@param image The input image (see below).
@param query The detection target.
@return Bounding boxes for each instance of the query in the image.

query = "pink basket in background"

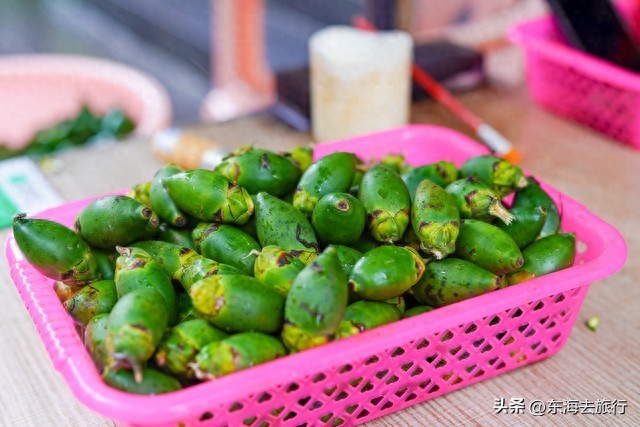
[0,54,172,150]
[5,126,627,426]
[509,4,640,150]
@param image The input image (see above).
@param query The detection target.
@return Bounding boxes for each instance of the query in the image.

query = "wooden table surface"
[1,50,639,427]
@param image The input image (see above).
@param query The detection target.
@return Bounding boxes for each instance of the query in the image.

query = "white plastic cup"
[310,26,413,142]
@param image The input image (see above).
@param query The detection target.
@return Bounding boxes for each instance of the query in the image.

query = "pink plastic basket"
[509,5,640,150]
[5,125,627,427]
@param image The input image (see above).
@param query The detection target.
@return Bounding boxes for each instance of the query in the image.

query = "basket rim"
[508,13,640,92]
[4,124,628,424]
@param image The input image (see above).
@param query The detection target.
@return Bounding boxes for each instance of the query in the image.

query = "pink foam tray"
[5,125,627,426]
[0,54,171,149]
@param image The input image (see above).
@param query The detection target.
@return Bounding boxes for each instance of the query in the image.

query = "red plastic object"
[510,5,640,149]
[5,125,626,426]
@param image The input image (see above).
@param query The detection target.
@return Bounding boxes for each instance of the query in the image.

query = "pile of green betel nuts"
[12,146,576,395]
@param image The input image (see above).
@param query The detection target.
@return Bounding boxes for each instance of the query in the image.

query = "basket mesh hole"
[474,369,486,377]
[546,321,557,329]
[335,391,348,401]
[405,392,418,401]
[496,361,506,369]
[525,329,535,338]
[349,377,363,387]
[435,359,447,368]
[495,331,507,340]
[510,308,523,318]
[458,351,471,361]
[551,333,562,342]
[258,421,270,427]
[449,345,462,355]
[199,412,214,422]
[534,302,545,311]
[313,373,327,383]
[428,384,440,393]
[473,338,485,348]
[320,413,332,424]
[489,316,501,326]
[365,356,379,365]
[401,362,414,371]
[531,341,541,350]
[440,331,454,341]
[416,339,429,349]
[375,369,389,379]
[339,364,353,374]
[554,294,566,303]
[537,346,548,355]
[270,406,284,417]
[283,411,297,421]
[488,357,499,365]
[464,364,477,373]
[257,392,272,403]
[539,316,549,325]
[411,367,424,377]
[370,396,383,406]
[391,347,405,357]
[356,409,370,419]
[503,337,515,345]
[418,380,431,389]
[451,377,463,385]
[229,402,243,412]
[323,386,337,397]
[243,416,257,426]
[442,372,453,381]
[481,344,494,353]
[286,383,300,393]
[298,396,311,406]
[332,418,345,426]
[385,375,399,385]
[361,382,374,392]
[425,353,438,363]
[381,401,394,410]
[346,404,358,414]
[465,324,478,334]
[517,323,530,333]
[395,387,408,397]
[309,401,323,411]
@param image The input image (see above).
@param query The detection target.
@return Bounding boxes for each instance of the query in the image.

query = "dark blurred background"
[0,0,364,124]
